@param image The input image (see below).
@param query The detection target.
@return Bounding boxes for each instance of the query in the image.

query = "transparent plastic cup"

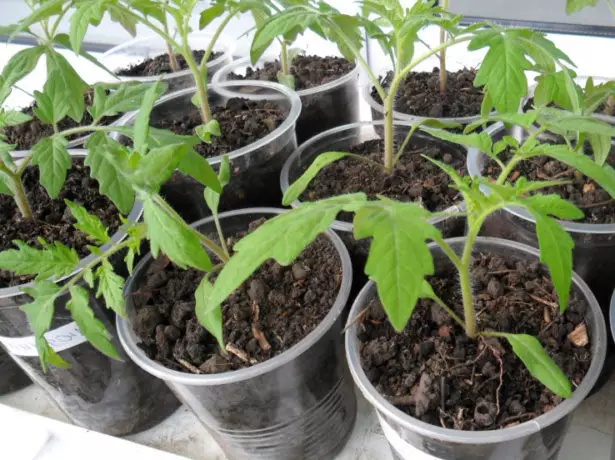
[361,81,484,128]
[100,33,234,93]
[113,81,301,224]
[213,56,361,144]
[0,151,180,435]
[0,349,30,395]
[346,237,607,460]
[280,120,467,296]
[117,208,357,460]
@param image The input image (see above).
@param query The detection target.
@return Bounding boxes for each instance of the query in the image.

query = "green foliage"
[142,197,212,271]
[70,0,106,51]
[0,239,79,280]
[566,0,599,14]
[84,133,135,214]
[31,137,70,198]
[45,50,88,122]
[95,260,126,317]
[502,333,571,398]
[67,285,119,360]
[353,200,441,331]
[195,277,223,348]
[204,155,230,215]
[0,46,45,102]
[89,81,167,123]
[65,200,110,245]
[195,120,221,143]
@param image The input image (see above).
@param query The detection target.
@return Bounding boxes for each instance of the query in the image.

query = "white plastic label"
[0,322,87,357]
[377,413,442,460]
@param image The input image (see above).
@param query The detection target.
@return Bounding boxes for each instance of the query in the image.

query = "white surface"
[2,375,615,460]
[0,404,188,460]
[0,322,86,357]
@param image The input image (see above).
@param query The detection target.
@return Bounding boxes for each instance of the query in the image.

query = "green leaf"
[11,0,64,39]
[84,133,135,214]
[67,285,120,359]
[107,3,138,36]
[204,155,230,215]
[133,143,188,192]
[422,129,493,158]
[588,134,611,166]
[199,3,225,29]
[566,0,599,14]
[45,50,88,122]
[542,113,615,137]
[353,200,440,331]
[0,171,14,196]
[282,151,348,206]
[21,280,69,371]
[177,149,221,191]
[471,30,532,114]
[64,199,110,244]
[70,0,105,51]
[0,239,79,280]
[525,209,574,312]
[522,194,585,220]
[208,194,367,309]
[503,333,571,398]
[251,7,319,63]
[531,144,615,199]
[0,110,31,127]
[52,33,115,78]
[195,277,223,348]
[133,79,164,154]
[493,136,520,155]
[195,120,221,144]
[142,197,212,271]
[31,137,70,198]
[0,46,45,96]
[94,260,126,317]
[534,71,582,111]
[89,81,166,121]
[277,71,296,89]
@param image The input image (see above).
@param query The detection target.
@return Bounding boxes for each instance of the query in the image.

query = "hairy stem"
[167,42,180,72]
[383,95,395,174]
[280,41,290,75]
[153,195,228,263]
[439,0,449,96]
[212,213,230,260]
[0,160,32,218]
[184,46,211,123]
[431,293,465,329]
[459,223,480,339]
[199,11,237,75]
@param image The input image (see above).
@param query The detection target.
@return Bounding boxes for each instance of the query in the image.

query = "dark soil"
[371,68,484,118]
[153,98,286,159]
[3,93,120,150]
[359,253,591,430]
[302,139,465,216]
[229,55,355,91]
[132,220,342,374]
[483,150,615,224]
[0,159,121,287]
[115,50,223,77]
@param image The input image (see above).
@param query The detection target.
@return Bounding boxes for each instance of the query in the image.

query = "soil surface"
[0,159,121,287]
[371,68,483,118]
[3,93,120,150]
[483,149,615,224]
[154,98,286,159]
[359,253,591,430]
[115,50,223,77]
[132,220,342,373]
[302,139,465,217]
[229,55,355,91]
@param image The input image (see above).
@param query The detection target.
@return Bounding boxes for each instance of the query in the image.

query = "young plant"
[249,0,337,89]
[252,0,575,177]
[197,107,615,399]
[65,0,266,136]
[0,79,224,369]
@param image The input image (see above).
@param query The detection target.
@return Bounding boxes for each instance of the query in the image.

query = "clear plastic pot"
[213,56,360,144]
[100,33,234,93]
[0,349,31,395]
[361,81,483,129]
[346,237,607,460]
[280,121,467,295]
[0,151,180,435]
[113,81,301,224]
[468,122,615,391]
[117,208,357,460]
